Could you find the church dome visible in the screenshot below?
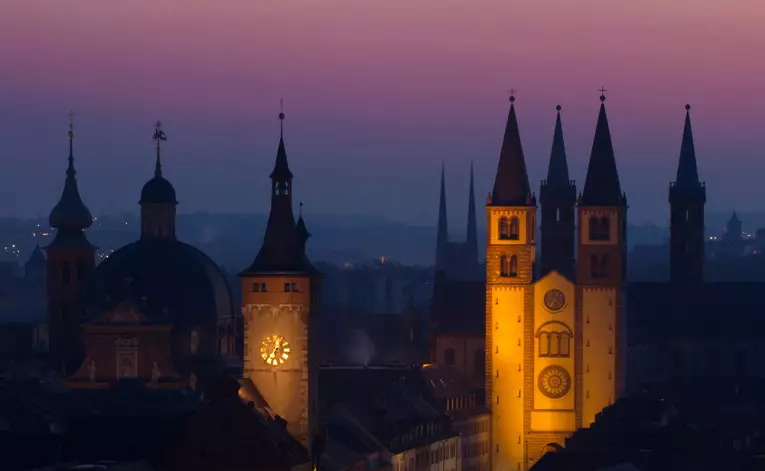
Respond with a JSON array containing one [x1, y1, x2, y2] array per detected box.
[[84, 238, 234, 326], [140, 176, 177, 204]]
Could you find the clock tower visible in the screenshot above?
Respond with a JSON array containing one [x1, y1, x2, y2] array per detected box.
[[240, 110, 320, 448]]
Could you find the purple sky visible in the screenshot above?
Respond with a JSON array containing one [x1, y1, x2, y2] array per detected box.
[[1, 1, 764, 229]]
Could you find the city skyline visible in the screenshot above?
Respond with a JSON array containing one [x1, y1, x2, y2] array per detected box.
[[2, 0, 764, 224]]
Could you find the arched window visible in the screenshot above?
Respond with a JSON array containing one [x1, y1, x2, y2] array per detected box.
[[536, 322, 572, 358], [509, 255, 518, 277], [589, 216, 599, 240], [509, 217, 520, 240], [600, 217, 610, 241], [499, 217, 510, 240], [444, 348, 456, 367], [556, 208, 560, 222], [559, 332, 571, 356], [538, 332, 550, 356], [500, 255, 509, 277], [473, 349, 484, 378]]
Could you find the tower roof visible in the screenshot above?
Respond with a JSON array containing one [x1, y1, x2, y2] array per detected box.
[[27, 240, 45, 265], [674, 104, 700, 188], [581, 95, 624, 206], [49, 113, 93, 231], [492, 97, 533, 206], [140, 121, 177, 204], [438, 163, 449, 240], [241, 111, 315, 275], [296, 203, 311, 241], [466, 161, 477, 243], [545, 105, 571, 188]]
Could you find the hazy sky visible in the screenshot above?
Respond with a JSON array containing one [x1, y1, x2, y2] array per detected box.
[[1, 0, 764, 229]]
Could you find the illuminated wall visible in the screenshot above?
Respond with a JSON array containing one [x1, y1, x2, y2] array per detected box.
[[241, 274, 313, 447]]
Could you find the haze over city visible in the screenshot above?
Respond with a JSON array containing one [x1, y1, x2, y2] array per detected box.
[[2, 0, 764, 225]]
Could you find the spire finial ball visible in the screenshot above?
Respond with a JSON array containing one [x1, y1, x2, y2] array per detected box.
[[600, 95, 606, 103], [509, 95, 515, 103], [556, 105, 562, 111], [685, 104, 691, 111], [279, 112, 285, 121]]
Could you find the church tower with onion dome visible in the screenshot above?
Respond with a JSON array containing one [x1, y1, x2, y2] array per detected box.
[[239, 108, 321, 449], [45, 112, 96, 375]]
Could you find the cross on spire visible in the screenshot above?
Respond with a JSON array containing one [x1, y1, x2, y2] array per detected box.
[[599, 86, 608, 102], [509, 88, 516, 103]]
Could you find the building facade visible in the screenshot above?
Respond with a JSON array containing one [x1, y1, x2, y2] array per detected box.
[[239, 111, 320, 449], [486, 96, 626, 471]]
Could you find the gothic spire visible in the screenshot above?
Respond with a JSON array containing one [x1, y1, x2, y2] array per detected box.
[[546, 105, 570, 188], [270, 103, 293, 181], [675, 104, 700, 187], [49, 111, 93, 232], [492, 95, 533, 206], [581, 93, 624, 206], [466, 161, 478, 260], [435, 163, 449, 272]]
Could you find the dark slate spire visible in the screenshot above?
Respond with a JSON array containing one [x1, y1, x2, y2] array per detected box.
[[465, 161, 478, 259], [241, 109, 314, 275], [435, 163, 449, 271], [675, 104, 699, 187], [492, 95, 533, 206], [49, 111, 93, 231], [546, 105, 570, 188], [581, 93, 624, 206], [270, 106, 293, 181]]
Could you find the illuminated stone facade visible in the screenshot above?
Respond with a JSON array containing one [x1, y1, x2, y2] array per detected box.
[[486, 98, 626, 471]]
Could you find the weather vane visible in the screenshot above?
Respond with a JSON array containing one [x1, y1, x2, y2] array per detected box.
[[153, 121, 167, 146]]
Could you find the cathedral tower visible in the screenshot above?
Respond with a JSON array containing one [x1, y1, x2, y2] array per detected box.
[[669, 105, 705, 284], [45, 112, 96, 374], [140, 121, 177, 240], [486, 95, 537, 471], [576, 93, 627, 427], [540, 106, 576, 278], [435, 164, 449, 273], [466, 162, 479, 276], [239, 110, 319, 448]]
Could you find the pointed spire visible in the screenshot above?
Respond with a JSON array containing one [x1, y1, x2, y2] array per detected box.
[[296, 202, 311, 247], [675, 104, 700, 187], [270, 106, 293, 180], [466, 161, 478, 254], [242, 107, 313, 275], [546, 105, 570, 188], [581, 93, 624, 206], [492, 94, 533, 206], [49, 111, 93, 231], [438, 163, 449, 240], [435, 163, 449, 272]]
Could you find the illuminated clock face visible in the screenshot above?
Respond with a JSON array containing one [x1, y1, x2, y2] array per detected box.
[[260, 335, 290, 366], [538, 365, 571, 399], [543, 289, 566, 312]]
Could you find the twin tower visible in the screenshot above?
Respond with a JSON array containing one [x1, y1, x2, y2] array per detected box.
[[484, 95, 703, 471]]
